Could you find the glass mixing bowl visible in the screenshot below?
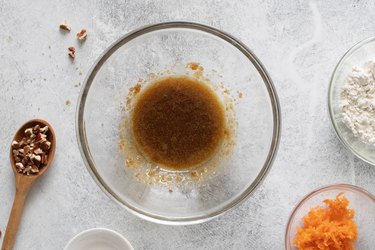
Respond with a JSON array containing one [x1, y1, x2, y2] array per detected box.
[[76, 22, 281, 224], [328, 37, 375, 165], [285, 184, 375, 249]]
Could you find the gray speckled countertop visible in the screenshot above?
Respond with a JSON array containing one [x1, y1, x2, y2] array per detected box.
[[1, 1, 375, 249]]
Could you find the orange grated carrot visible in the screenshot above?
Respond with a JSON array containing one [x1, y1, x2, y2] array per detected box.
[[293, 192, 358, 250]]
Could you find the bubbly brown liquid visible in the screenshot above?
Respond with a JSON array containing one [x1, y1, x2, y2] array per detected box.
[[131, 76, 225, 170]]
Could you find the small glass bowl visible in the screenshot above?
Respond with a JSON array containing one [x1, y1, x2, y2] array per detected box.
[[64, 228, 133, 250], [328, 37, 375, 165], [76, 22, 281, 224], [285, 184, 375, 249]]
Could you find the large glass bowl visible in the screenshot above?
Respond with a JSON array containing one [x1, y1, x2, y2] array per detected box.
[[285, 184, 375, 249], [328, 37, 375, 165], [76, 22, 281, 224]]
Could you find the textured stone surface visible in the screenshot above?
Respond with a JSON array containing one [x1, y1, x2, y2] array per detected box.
[[0, 0, 375, 249]]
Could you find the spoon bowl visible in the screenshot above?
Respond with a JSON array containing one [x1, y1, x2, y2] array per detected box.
[[2, 119, 56, 250], [9, 119, 56, 177]]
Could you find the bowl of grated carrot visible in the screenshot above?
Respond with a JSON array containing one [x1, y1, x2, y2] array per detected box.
[[285, 184, 375, 250]]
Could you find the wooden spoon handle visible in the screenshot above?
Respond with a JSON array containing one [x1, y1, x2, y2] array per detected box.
[[1, 187, 29, 250]]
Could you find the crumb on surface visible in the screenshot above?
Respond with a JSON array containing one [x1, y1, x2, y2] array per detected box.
[[187, 62, 200, 70], [191, 171, 198, 177], [68, 47, 75, 59], [76, 29, 87, 40], [59, 22, 71, 31]]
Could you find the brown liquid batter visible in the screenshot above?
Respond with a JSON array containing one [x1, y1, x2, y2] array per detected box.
[[131, 76, 225, 170]]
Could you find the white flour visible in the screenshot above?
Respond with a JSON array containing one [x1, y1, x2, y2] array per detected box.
[[340, 61, 375, 145]]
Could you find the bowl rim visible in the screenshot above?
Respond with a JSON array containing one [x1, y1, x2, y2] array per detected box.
[[328, 36, 375, 166], [284, 183, 375, 249], [64, 228, 133, 250], [75, 21, 281, 225]]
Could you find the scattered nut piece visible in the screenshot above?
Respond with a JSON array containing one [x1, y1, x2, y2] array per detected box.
[[68, 46, 75, 59], [12, 124, 51, 175], [76, 29, 87, 40], [59, 22, 71, 31]]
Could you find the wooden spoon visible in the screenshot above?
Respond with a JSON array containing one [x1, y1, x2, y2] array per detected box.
[[1, 119, 56, 250]]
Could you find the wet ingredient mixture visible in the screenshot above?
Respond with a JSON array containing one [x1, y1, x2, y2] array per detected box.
[[131, 76, 225, 170]]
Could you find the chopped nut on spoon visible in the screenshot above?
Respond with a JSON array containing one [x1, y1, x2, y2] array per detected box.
[[11, 124, 51, 175]]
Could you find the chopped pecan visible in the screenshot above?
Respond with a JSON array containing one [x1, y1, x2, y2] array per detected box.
[[41, 141, 51, 150], [34, 133, 47, 144], [41, 154, 48, 165], [12, 140, 20, 149], [76, 29, 87, 40], [31, 154, 41, 163], [33, 124, 40, 133], [25, 128, 33, 137], [15, 162, 24, 172], [23, 166, 32, 175], [59, 22, 71, 31], [34, 148, 43, 155], [40, 126, 49, 133], [31, 166, 39, 173], [23, 145, 30, 155], [68, 47, 75, 59]]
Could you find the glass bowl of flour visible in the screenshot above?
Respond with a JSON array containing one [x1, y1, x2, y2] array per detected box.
[[329, 36, 375, 165]]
